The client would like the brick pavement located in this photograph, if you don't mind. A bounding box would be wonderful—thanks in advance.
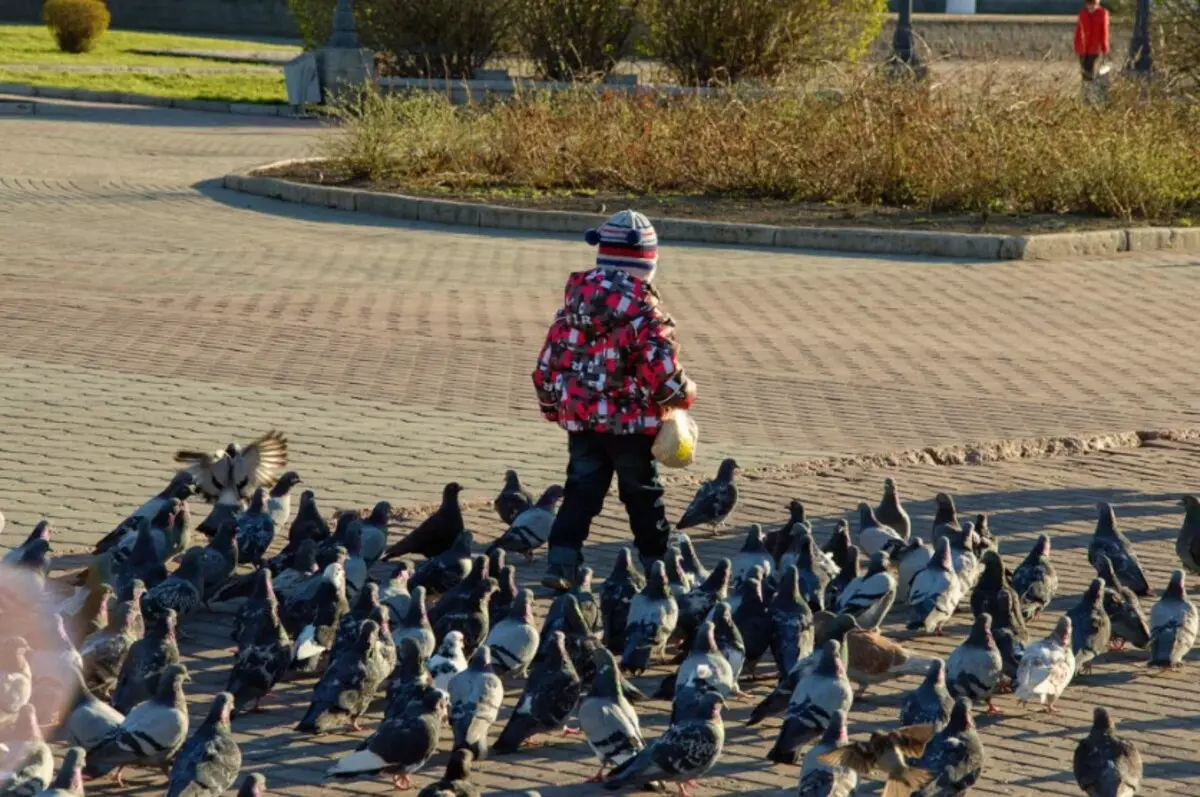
[1,97,1200,794]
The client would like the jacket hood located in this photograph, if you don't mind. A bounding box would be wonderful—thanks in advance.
[562,268,656,334]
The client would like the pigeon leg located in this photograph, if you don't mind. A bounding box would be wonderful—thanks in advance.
[677,779,698,797]
[113,767,126,788]
[351,718,364,731]
[562,726,581,737]
[586,768,606,783]
[986,698,1000,714]
[392,773,413,790]
[1109,639,1126,652]
[733,690,754,701]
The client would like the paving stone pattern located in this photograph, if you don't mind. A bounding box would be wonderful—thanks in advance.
[0,98,1199,794]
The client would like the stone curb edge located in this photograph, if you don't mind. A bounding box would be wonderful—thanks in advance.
[0,82,309,118]
[224,160,1200,261]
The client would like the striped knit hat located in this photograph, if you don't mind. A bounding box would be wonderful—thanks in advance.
[584,210,658,277]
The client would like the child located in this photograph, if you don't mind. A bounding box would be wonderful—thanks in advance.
[1074,0,1110,81]
[532,210,697,591]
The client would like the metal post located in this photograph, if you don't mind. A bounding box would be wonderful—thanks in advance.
[1128,0,1152,74]
[326,0,361,49]
[891,0,924,76]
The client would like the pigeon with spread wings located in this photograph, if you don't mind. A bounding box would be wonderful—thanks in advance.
[818,725,936,797]
[175,431,288,510]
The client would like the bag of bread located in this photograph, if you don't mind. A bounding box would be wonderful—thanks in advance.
[652,410,699,468]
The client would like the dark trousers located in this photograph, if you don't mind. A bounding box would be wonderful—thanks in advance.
[547,431,673,562]
[1080,54,1099,80]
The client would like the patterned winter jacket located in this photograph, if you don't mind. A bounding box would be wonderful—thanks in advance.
[533,267,695,435]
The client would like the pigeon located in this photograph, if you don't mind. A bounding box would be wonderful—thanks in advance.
[817,724,936,797]
[488,565,519,627]
[106,472,196,540]
[226,599,292,716]
[987,589,1027,686]
[901,659,954,730]
[969,550,1026,639]
[946,613,1003,713]
[663,548,695,601]
[1177,495,1200,576]
[114,517,167,596]
[331,583,384,661]
[1088,501,1150,597]
[672,621,737,700]
[769,566,815,679]
[821,614,935,700]
[111,609,180,715]
[165,692,241,797]
[175,431,288,508]
[1148,569,1199,670]
[731,574,773,680]
[61,567,116,646]
[931,493,959,545]
[231,569,279,650]
[604,691,724,797]
[601,549,645,654]
[486,588,540,678]
[781,534,831,613]
[356,500,392,565]
[675,558,730,647]
[823,520,854,574]
[493,470,535,526]
[85,663,191,785]
[56,668,124,750]
[417,749,480,797]
[876,478,911,539]
[836,551,896,631]
[448,646,503,761]
[430,556,490,628]
[856,503,905,559]
[912,698,984,797]
[100,504,179,561]
[80,600,140,700]
[291,561,349,672]
[142,549,205,622]
[0,637,32,722]
[35,745,85,797]
[266,490,330,573]
[409,531,474,596]
[392,585,436,660]
[1067,579,1112,675]
[708,601,746,684]
[328,687,447,789]
[1095,554,1151,651]
[675,534,710,583]
[486,486,564,563]
[1011,534,1058,621]
[540,567,601,636]
[580,647,645,781]
[4,521,51,568]
[193,521,239,601]
[379,562,413,626]
[621,561,679,676]
[731,526,774,593]
[908,537,964,635]
[494,630,582,754]
[946,525,982,593]
[433,579,497,658]
[383,639,434,721]
[316,513,358,570]
[676,458,739,532]
[0,705,54,795]
[767,640,854,765]
[237,773,267,797]
[384,483,465,561]
[1015,616,1074,713]
[234,487,275,568]
[824,543,859,614]
[298,620,391,734]
[1073,707,1142,797]
[798,709,858,797]
[265,470,301,529]
[429,631,469,692]
[340,523,370,600]
[766,500,810,564]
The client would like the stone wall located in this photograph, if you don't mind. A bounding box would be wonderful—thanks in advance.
[870,13,1131,60]
[1,0,299,38]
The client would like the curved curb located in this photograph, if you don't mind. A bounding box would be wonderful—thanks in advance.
[224,160,1200,261]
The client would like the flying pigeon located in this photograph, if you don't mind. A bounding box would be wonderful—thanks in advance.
[836,551,896,632]
[486,486,564,563]
[908,537,965,635]
[1148,570,1199,670]
[601,549,645,654]
[175,430,288,508]
[900,659,954,730]
[1095,554,1151,651]
[297,620,391,734]
[493,470,535,526]
[494,631,582,753]
[604,691,725,797]
[1067,579,1113,675]
[165,692,242,797]
[1011,535,1058,621]
[580,647,645,782]
[946,613,1003,713]
[234,487,275,568]
[817,724,936,797]
[798,709,858,797]
[856,503,905,559]
[486,588,540,678]
[1015,616,1075,713]
[328,687,447,789]
[85,663,191,786]
[448,646,504,761]
[1073,707,1143,797]
[622,561,679,676]
[392,585,436,660]
[384,483,465,561]
[912,698,985,797]
[111,609,180,715]
[677,458,739,532]
[0,705,54,795]
[767,640,854,765]
[1088,502,1150,596]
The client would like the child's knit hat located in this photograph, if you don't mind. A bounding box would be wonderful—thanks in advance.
[584,210,658,278]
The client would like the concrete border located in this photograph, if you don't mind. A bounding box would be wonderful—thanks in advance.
[0,82,307,117]
[224,160,1200,261]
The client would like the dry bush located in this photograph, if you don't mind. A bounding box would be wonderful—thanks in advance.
[319,73,1200,222]
[43,0,110,54]
[1157,0,1200,91]
[512,0,638,81]
[642,0,886,85]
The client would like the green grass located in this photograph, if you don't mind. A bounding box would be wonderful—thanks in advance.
[0,24,299,69]
[0,67,288,103]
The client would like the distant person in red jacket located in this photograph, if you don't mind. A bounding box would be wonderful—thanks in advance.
[1074,0,1110,80]
[532,210,696,591]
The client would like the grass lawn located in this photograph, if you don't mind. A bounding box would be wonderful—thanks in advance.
[0,67,287,103]
[0,24,300,69]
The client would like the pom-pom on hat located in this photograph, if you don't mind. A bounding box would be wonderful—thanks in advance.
[585,210,658,276]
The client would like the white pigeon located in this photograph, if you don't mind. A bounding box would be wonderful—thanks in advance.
[429,631,468,692]
[1015,616,1075,713]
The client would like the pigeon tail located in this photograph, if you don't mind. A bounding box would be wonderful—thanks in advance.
[493,713,542,755]
[747,689,790,726]
[297,704,337,734]
[891,655,939,677]
[327,748,388,777]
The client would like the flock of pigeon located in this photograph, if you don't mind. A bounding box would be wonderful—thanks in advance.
[0,433,1198,797]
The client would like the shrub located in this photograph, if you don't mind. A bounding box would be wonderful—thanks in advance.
[287,0,339,50]
[642,0,885,85]
[512,0,638,82]
[43,0,110,54]
[365,0,514,79]
[1157,0,1200,91]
